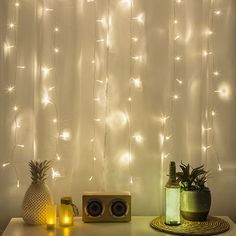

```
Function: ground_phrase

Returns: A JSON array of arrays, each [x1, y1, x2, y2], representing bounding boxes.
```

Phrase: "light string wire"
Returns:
[[42, 1, 63, 179], [127, 0, 145, 185], [88, 0, 99, 183], [2, 0, 22, 189], [160, 0, 184, 165], [128, 0, 133, 185], [160, 0, 184, 214], [203, 0, 222, 171], [102, 0, 111, 191]]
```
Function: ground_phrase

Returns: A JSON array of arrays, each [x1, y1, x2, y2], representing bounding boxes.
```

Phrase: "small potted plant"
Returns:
[[176, 162, 211, 221]]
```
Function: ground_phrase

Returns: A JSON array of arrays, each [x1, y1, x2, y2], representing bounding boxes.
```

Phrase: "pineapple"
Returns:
[[22, 160, 53, 225]]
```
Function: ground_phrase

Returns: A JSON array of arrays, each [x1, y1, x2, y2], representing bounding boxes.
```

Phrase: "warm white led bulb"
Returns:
[[132, 56, 141, 61], [13, 105, 18, 111], [174, 20, 178, 24], [165, 136, 172, 141], [213, 71, 219, 76], [133, 134, 143, 143], [17, 180, 20, 188], [42, 67, 52, 77], [7, 86, 15, 93], [89, 176, 93, 181], [60, 131, 71, 141], [53, 118, 57, 123], [218, 164, 222, 171], [48, 86, 55, 91], [45, 8, 54, 11], [2, 163, 10, 168], [211, 111, 216, 116], [9, 23, 15, 29], [135, 14, 144, 23], [56, 154, 61, 160], [15, 2, 20, 7], [173, 94, 179, 100], [175, 56, 181, 61], [176, 79, 183, 84], [160, 116, 169, 124], [128, 97, 132, 102], [132, 78, 142, 88], [96, 39, 105, 43], [176, 0, 182, 3], [202, 146, 210, 152], [93, 157, 97, 161], [54, 27, 59, 32], [17, 144, 24, 148], [206, 30, 213, 36], [214, 10, 221, 15], [174, 34, 181, 41], [130, 176, 133, 184], [52, 168, 61, 179], [54, 48, 59, 53], [132, 37, 138, 42], [42, 95, 51, 106], [17, 66, 25, 69]]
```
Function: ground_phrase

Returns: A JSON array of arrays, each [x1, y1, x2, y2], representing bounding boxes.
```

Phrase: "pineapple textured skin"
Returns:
[[23, 183, 53, 224]]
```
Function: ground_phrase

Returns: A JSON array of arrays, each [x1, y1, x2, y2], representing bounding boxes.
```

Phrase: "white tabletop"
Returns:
[[3, 216, 236, 236]]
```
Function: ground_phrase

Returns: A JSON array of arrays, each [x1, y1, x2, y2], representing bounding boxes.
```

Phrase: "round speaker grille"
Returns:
[[87, 200, 103, 217], [111, 200, 127, 217]]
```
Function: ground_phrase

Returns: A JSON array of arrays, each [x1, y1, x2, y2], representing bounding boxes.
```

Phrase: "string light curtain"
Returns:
[[0, 0, 236, 231]]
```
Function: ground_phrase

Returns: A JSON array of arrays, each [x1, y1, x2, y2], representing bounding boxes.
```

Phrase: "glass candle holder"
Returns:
[[46, 204, 57, 229], [59, 197, 74, 227]]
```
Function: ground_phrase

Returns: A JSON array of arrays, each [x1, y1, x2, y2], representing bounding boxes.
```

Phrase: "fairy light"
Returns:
[[160, 116, 169, 124], [213, 71, 219, 76], [9, 23, 15, 29], [132, 134, 143, 143], [126, 0, 145, 185], [42, 95, 51, 106], [173, 94, 179, 100], [54, 48, 59, 53], [175, 56, 181, 61], [100, 0, 112, 189], [7, 86, 15, 93], [3, 2, 22, 188], [52, 168, 61, 179], [16, 65, 25, 69], [13, 105, 18, 111], [42, 67, 52, 77], [202, 0, 225, 172], [176, 79, 183, 84], [17, 144, 25, 148], [59, 131, 71, 141], [214, 10, 221, 15], [54, 27, 59, 32], [132, 77, 142, 88], [2, 163, 10, 168]]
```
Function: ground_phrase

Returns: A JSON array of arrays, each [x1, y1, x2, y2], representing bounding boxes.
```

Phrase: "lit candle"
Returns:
[[59, 197, 75, 227], [46, 204, 57, 229]]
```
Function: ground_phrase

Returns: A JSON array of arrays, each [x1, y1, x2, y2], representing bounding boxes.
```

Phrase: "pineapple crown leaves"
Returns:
[[29, 160, 52, 184], [176, 161, 209, 191]]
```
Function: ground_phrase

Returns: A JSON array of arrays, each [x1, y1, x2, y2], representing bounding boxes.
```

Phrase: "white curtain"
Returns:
[[0, 0, 236, 232]]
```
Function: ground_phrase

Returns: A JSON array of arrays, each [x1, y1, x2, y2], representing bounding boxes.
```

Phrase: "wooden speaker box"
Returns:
[[82, 192, 131, 223]]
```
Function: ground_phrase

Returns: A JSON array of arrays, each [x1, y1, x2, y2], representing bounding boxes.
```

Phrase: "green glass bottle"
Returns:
[[165, 161, 181, 225]]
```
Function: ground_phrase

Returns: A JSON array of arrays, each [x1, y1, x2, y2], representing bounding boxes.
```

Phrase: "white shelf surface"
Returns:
[[3, 216, 236, 236]]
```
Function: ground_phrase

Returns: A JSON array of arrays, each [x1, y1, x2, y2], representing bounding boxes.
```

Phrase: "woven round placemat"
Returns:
[[150, 216, 230, 236]]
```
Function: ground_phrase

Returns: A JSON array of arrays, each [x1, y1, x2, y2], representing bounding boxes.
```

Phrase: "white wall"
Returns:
[[0, 0, 236, 233]]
